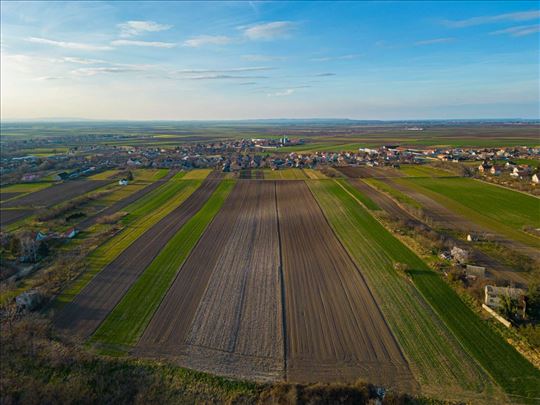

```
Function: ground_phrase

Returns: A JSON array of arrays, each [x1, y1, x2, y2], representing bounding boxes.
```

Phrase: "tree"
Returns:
[[37, 241, 50, 258], [126, 170, 134, 181], [526, 281, 540, 321]]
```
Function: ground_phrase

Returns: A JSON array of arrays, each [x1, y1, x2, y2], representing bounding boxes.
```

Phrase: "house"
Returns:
[[63, 227, 79, 239], [118, 178, 129, 186], [451, 246, 468, 264], [465, 264, 486, 279], [484, 285, 525, 310], [532, 173, 539, 184], [489, 165, 503, 176], [478, 162, 492, 173], [54, 172, 70, 181], [510, 167, 529, 179]]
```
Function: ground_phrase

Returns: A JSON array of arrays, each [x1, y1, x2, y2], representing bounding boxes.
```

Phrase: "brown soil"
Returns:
[[0, 192, 22, 202], [2, 180, 111, 209], [0, 209, 34, 226], [277, 181, 414, 390], [76, 170, 177, 230], [53, 177, 222, 338], [137, 180, 284, 382]]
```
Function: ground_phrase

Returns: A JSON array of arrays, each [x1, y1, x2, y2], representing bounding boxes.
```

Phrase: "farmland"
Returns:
[[308, 179, 540, 400], [394, 177, 540, 252]]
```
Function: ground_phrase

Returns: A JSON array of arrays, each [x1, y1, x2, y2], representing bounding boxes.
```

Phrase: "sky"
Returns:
[[1, 1, 539, 120]]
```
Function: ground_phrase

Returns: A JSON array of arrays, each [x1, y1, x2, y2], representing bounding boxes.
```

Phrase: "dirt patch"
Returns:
[[137, 180, 284, 382], [54, 177, 222, 338], [277, 181, 414, 391], [0, 209, 34, 226]]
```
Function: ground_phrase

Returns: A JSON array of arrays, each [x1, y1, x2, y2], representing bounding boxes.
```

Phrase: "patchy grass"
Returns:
[[398, 165, 455, 178], [182, 169, 212, 180], [55, 180, 202, 306], [302, 168, 329, 179], [398, 177, 540, 248], [0, 182, 52, 193], [309, 179, 540, 402], [264, 168, 307, 180], [87, 170, 121, 180], [90, 180, 236, 348]]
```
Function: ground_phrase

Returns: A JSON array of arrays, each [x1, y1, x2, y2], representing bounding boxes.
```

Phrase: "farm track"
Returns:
[[54, 176, 222, 338], [137, 180, 284, 381], [349, 179, 529, 286], [276, 181, 414, 390], [383, 178, 540, 262], [76, 170, 177, 230]]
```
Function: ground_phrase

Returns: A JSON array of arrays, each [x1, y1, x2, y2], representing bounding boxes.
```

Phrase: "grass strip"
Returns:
[[90, 180, 236, 348], [55, 179, 200, 306], [335, 178, 380, 210], [364, 178, 422, 209], [309, 179, 540, 401]]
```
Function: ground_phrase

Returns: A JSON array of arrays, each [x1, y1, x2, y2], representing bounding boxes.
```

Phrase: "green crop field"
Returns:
[[398, 165, 455, 178], [310, 179, 540, 402], [308, 180, 498, 401], [364, 178, 422, 209], [1, 182, 52, 193], [302, 168, 328, 179], [55, 178, 201, 306], [90, 180, 236, 349], [397, 177, 540, 248], [264, 168, 307, 180], [182, 169, 212, 180]]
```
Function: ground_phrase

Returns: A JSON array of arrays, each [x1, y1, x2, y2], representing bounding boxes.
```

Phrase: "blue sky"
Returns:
[[1, 1, 539, 120]]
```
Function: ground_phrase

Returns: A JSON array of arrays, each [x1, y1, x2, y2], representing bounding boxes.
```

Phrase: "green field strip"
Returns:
[[89, 180, 236, 349], [335, 178, 380, 210], [364, 178, 422, 209], [308, 180, 495, 399], [398, 165, 456, 178], [181, 169, 212, 180], [55, 179, 201, 307], [0, 182, 52, 194], [309, 179, 540, 402], [396, 177, 540, 248]]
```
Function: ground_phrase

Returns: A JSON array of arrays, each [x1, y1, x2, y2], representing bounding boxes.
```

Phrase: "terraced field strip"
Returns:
[[55, 174, 197, 306], [54, 177, 222, 338], [277, 181, 414, 390], [394, 177, 540, 251], [90, 179, 235, 350], [309, 180, 540, 401], [77, 170, 175, 230], [138, 180, 283, 382]]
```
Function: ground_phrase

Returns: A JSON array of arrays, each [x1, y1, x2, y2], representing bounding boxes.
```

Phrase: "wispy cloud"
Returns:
[[63, 56, 106, 65], [182, 35, 232, 47], [311, 54, 359, 62], [415, 37, 455, 46], [490, 24, 540, 37], [315, 72, 336, 77], [175, 67, 272, 74], [118, 20, 172, 37], [33, 76, 64, 81], [111, 39, 176, 48], [242, 54, 286, 62], [242, 21, 295, 40], [27, 37, 113, 51], [443, 10, 540, 28], [268, 88, 294, 96], [71, 66, 144, 76], [187, 74, 268, 80]]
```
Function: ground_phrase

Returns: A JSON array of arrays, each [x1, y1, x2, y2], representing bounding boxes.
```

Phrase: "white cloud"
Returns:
[[27, 37, 113, 51], [415, 37, 455, 46], [71, 66, 143, 76], [444, 10, 540, 28], [315, 72, 336, 77], [118, 20, 172, 37], [63, 56, 106, 65], [243, 21, 295, 40], [490, 24, 540, 37], [182, 35, 232, 47], [268, 88, 294, 96], [111, 39, 176, 48], [242, 54, 286, 62], [176, 67, 272, 74], [311, 54, 359, 62], [186, 74, 268, 80]]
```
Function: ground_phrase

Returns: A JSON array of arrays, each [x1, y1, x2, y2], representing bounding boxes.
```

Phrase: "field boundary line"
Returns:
[[274, 181, 288, 382], [305, 180, 411, 371], [132, 179, 237, 348], [473, 177, 540, 200], [334, 178, 371, 211]]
